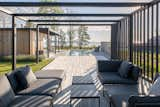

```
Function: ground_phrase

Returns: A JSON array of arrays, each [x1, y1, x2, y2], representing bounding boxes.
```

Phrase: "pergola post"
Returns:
[[129, 15, 133, 62], [57, 36, 59, 52], [36, 25, 39, 63], [55, 35, 57, 54], [47, 28, 50, 58], [12, 16, 16, 70]]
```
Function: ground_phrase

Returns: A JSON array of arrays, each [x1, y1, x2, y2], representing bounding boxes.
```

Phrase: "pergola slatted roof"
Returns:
[[0, 0, 157, 24], [28, 20, 120, 22], [13, 13, 130, 17], [0, 2, 149, 7]]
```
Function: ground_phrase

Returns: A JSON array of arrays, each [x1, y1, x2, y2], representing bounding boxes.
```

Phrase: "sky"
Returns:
[[59, 26, 111, 42], [0, 0, 153, 43]]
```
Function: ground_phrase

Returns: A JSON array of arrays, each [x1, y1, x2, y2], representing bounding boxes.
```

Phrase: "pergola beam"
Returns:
[[28, 19, 120, 23], [13, 13, 130, 17], [0, 2, 148, 7], [37, 23, 112, 26]]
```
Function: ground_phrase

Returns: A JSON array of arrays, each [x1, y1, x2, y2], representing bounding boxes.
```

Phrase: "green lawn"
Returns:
[[0, 59, 53, 75]]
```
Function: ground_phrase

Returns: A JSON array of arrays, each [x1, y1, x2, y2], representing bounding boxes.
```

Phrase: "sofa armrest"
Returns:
[[128, 95, 160, 107], [97, 60, 122, 72]]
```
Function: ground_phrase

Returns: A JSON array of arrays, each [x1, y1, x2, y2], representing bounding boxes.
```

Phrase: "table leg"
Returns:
[[70, 98, 72, 107], [103, 86, 105, 97], [99, 97, 100, 107]]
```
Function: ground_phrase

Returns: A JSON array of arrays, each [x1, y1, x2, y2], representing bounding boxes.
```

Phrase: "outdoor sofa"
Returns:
[[0, 75, 53, 107], [98, 60, 141, 95], [97, 60, 141, 85], [98, 60, 160, 107], [0, 65, 65, 107], [104, 75, 160, 107]]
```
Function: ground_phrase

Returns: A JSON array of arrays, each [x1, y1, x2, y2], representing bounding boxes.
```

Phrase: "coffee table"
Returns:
[[72, 76, 94, 85], [70, 84, 100, 107]]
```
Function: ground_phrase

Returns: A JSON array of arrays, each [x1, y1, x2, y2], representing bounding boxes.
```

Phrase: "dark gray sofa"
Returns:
[[98, 60, 160, 107], [107, 75, 160, 107], [108, 90, 160, 107], [104, 84, 145, 107], [6, 66, 63, 97], [0, 75, 53, 107], [97, 60, 141, 85]]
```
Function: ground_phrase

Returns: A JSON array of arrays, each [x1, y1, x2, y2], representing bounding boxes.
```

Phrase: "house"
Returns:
[[0, 28, 57, 56]]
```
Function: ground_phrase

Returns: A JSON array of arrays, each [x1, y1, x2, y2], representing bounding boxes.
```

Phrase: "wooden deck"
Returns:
[[42, 55, 109, 107]]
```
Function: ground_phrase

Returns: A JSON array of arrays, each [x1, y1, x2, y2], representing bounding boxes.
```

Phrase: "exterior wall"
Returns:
[[0, 30, 12, 56], [17, 30, 30, 55], [0, 29, 46, 56]]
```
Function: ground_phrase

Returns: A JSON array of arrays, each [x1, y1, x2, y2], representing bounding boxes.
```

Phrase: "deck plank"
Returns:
[[42, 56, 109, 107]]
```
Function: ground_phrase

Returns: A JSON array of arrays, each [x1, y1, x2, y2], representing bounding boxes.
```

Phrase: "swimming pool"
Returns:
[[68, 50, 92, 56]]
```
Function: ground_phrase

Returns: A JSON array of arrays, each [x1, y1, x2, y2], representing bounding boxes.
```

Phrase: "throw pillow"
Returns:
[[118, 61, 133, 78]]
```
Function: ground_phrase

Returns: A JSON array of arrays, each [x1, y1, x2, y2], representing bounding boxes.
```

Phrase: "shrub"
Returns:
[[0, 55, 45, 62]]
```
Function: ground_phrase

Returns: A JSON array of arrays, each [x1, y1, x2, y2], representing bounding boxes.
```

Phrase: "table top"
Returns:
[[70, 85, 100, 98], [72, 76, 94, 85], [95, 56, 108, 61]]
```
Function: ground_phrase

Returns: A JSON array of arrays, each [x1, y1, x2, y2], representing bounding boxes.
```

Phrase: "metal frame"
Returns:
[[156, 3, 159, 74], [37, 23, 112, 26], [129, 15, 133, 62], [147, 7, 150, 79], [36, 25, 39, 64], [143, 8, 146, 77], [151, 6, 154, 80], [12, 16, 16, 70], [13, 13, 130, 17], [0, 2, 148, 7], [35, 24, 62, 61], [28, 19, 120, 23], [47, 28, 50, 58]]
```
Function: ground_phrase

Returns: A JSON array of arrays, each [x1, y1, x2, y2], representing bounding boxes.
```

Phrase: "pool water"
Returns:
[[68, 50, 92, 56]]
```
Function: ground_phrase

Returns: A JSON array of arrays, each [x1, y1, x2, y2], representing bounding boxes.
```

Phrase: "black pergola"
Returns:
[[0, 0, 159, 81]]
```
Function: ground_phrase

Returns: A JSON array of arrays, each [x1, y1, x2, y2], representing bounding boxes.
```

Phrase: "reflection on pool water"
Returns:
[[68, 50, 92, 56]]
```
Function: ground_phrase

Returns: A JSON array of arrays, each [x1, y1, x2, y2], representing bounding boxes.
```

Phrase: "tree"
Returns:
[[67, 25, 75, 49], [78, 26, 90, 49], [37, 0, 64, 31]]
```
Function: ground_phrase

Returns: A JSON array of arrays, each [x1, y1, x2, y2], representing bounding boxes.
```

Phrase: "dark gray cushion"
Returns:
[[104, 84, 143, 97], [18, 66, 37, 85], [17, 78, 60, 96], [9, 95, 52, 107], [6, 66, 37, 92], [35, 69, 65, 80], [6, 71, 19, 93], [130, 66, 141, 81], [15, 70, 30, 90], [0, 75, 15, 107], [128, 95, 160, 107], [98, 72, 137, 84], [98, 60, 122, 72], [118, 61, 133, 78], [110, 95, 130, 107], [15, 66, 37, 90]]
